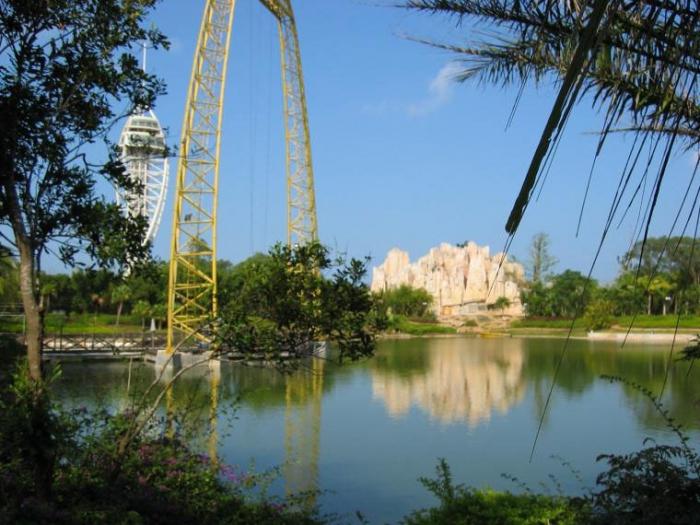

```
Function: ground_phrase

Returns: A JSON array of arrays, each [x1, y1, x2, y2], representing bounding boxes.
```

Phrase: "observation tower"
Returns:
[[116, 47, 169, 245]]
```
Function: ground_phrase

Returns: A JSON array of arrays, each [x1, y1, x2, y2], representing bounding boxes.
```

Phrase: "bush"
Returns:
[[588, 377, 700, 525], [402, 459, 589, 525], [378, 285, 434, 319], [0, 360, 324, 525], [583, 300, 615, 331]]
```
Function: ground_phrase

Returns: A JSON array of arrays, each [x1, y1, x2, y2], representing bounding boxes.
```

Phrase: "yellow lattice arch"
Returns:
[[166, 0, 318, 353]]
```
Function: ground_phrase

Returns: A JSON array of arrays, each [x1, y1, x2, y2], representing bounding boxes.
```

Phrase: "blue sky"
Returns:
[[88, 0, 698, 282]]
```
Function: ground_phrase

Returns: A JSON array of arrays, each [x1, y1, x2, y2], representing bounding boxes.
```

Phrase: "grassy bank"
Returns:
[[511, 315, 700, 332], [388, 315, 457, 336], [0, 312, 150, 335]]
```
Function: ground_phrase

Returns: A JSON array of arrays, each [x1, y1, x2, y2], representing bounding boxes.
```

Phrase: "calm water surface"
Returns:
[[54, 337, 700, 523]]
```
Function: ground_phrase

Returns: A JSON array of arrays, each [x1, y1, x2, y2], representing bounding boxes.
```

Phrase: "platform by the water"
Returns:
[[38, 333, 324, 366]]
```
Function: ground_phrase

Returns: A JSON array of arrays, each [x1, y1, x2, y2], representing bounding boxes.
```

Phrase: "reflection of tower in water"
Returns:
[[161, 360, 221, 465], [208, 361, 221, 467], [284, 358, 324, 507]]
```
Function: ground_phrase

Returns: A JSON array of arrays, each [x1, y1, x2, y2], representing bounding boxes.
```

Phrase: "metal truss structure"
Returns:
[[116, 110, 169, 245], [167, 0, 318, 352]]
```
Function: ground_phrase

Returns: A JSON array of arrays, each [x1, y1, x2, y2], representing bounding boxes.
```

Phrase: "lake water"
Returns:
[[53, 336, 700, 523]]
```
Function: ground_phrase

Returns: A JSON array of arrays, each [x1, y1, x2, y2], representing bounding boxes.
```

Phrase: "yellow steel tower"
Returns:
[[167, 0, 318, 352]]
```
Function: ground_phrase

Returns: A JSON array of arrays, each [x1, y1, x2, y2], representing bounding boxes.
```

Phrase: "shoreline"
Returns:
[[380, 328, 698, 345]]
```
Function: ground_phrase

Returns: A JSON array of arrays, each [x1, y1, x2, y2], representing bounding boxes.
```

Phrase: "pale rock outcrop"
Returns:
[[371, 242, 524, 316]]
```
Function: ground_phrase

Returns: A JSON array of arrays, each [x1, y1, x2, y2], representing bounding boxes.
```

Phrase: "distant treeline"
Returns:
[[0, 255, 280, 321], [523, 236, 700, 319], [1, 236, 697, 324]]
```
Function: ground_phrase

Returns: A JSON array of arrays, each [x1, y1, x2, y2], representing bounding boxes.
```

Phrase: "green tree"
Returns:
[[0, 251, 19, 305], [38, 282, 56, 314], [218, 243, 382, 363], [150, 303, 167, 330], [522, 270, 597, 317], [647, 274, 674, 316], [0, 1, 168, 380], [125, 259, 168, 307], [217, 253, 271, 307], [379, 285, 434, 319], [549, 270, 597, 318], [521, 281, 554, 317], [70, 269, 117, 314], [493, 296, 511, 314], [132, 300, 151, 331], [605, 272, 646, 316], [527, 233, 558, 284], [583, 298, 615, 331], [111, 283, 132, 327]]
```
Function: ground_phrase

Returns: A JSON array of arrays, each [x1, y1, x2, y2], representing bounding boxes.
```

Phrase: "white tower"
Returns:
[[116, 45, 169, 245]]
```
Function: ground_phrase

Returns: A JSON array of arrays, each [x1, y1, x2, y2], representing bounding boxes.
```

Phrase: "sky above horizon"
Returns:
[[65, 0, 699, 283]]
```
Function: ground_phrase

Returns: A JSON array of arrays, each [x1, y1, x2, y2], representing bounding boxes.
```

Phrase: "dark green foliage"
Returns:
[[0, 360, 323, 525], [589, 377, 700, 525], [591, 445, 700, 525], [492, 296, 512, 312], [403, 459, 589, 525], [0, 251, 19, 305], [0, 363, 66, 506], [377, 284, 434, 320], [217, 243, 384, 364], [218, 253, 272, 307], [522, 271, 597, 318]]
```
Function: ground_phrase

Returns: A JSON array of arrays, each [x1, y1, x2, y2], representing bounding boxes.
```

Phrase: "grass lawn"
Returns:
[[389, 315, 457, 336], [0, 312, 154, 335], [510, 315, 700, 332]]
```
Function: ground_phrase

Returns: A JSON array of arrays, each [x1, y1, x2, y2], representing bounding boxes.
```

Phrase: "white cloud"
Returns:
[[407, 62, 462, 117]]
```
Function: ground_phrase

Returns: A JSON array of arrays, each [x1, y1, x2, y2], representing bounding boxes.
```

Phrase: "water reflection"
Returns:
[[49, 337, 700, 523], [371, 339, 526, 426], [283, 359, 323, 506]]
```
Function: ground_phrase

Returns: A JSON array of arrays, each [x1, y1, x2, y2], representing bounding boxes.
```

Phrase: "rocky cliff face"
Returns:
[[371, 242, 524, 317]]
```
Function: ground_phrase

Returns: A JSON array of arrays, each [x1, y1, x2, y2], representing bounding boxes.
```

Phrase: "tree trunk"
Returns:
[[18, 238, 43, 382], [5, 176, 43, 382], [116, 301, 123, 327], [647, 294, 652, 316]]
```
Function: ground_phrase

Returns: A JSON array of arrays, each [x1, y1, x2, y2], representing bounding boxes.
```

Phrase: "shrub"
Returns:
[[379, 285, 434, 319], [0, 360, 324, 525], [589, 377, 700, 525], [402, 459, 589, 525], [583, 300, 615, 331]]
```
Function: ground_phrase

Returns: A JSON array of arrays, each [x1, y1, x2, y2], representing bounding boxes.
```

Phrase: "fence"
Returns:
[[42, 333, 166, 354]]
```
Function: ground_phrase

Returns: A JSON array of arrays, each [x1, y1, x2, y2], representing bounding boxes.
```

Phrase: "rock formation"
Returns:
[[371, 242, 524, 316]]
